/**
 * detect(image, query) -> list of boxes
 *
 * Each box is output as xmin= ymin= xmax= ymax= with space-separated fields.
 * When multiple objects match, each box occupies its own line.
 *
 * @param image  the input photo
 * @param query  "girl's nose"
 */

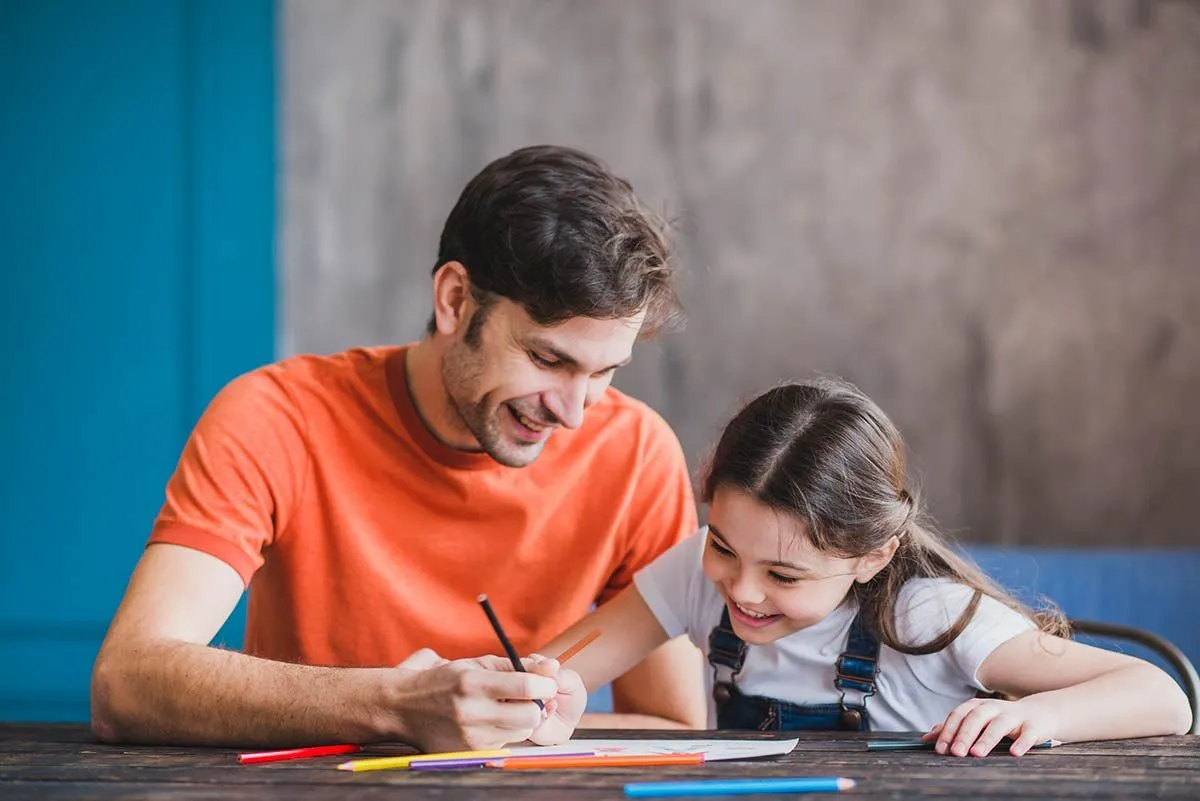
xmin=728 ymin=572 xmax=766 ymax=605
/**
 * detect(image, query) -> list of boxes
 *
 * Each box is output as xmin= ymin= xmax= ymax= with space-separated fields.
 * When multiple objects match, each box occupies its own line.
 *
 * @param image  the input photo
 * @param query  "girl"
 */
xmin=545 ymin=378 xmax=1192 ymax=756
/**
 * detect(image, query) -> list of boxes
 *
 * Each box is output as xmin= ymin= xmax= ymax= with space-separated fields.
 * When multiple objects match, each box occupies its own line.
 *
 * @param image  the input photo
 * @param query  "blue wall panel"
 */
xmin=0 ymin=0 xmax=274 ymax=722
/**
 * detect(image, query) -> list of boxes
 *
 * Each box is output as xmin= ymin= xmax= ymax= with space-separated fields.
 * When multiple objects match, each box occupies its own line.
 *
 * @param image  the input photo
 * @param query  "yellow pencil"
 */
xmin=336 ymin=749 xmax=511 ymax=772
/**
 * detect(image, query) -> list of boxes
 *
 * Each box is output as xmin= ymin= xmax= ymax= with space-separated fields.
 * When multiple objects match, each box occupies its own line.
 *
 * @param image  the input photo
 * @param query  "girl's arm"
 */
xmin=538 ymin=585 xmax=682 ymax=726
xmin=930 ymin=630 xmax=1192 ymax=757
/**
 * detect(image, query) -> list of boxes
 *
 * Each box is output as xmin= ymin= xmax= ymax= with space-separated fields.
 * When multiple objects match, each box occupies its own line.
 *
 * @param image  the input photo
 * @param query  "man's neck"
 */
xmin=403 ymin=339 xmax=479 ymax=451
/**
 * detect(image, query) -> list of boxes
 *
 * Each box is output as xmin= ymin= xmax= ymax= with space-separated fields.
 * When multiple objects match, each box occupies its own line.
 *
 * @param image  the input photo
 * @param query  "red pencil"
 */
xmin=238 ymin=744 xmax=361 ymax=764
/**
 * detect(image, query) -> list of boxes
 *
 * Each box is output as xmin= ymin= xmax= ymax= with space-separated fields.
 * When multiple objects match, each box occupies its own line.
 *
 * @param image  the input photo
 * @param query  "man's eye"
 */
xmin=529 ymin=352 xmax=559 ymax=368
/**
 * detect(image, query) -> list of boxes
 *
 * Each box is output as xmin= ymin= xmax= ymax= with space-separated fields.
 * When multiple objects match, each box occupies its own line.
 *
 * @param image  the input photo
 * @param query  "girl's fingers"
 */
xmin=970 ymin=715 xmax=1019 ymax=758
xmin=1008 ymin=726 xmax=1044 ymax=757
xmin=936 ymin=700 xmax=981 ymax=754
xmin=949 ymin=705 xmax=1000 ymax=757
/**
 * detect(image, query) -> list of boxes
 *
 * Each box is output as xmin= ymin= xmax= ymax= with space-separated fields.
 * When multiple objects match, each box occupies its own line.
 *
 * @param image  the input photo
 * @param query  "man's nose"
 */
xmin=542 ymin=377 xmax=588 ymax=430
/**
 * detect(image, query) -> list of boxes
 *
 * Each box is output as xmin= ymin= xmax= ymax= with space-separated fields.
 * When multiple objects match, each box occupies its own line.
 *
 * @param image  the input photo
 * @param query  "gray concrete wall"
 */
xmin=282 ymin=0 xmax=1200 ymax=547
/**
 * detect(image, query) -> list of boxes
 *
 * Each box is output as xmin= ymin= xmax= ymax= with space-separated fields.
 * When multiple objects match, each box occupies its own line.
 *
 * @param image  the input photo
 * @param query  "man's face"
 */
xmin=441 ymin=297 xmax=645 ymax=467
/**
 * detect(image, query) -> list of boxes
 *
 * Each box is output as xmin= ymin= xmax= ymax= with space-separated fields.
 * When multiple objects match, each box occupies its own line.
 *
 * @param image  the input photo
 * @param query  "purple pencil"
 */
xmin=409 ymin=751 xmax=596 ymax=770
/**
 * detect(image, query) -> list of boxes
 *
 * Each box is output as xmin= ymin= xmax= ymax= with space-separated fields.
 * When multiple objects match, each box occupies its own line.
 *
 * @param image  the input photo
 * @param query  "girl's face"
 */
xmin=702 ymin=487 xmax=896 ymax=644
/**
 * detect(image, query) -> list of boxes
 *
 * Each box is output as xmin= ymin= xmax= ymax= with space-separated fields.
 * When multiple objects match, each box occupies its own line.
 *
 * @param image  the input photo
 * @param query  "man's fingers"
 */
xmin=460 ymin=654 xmax=519 ymax=672
xmin=464 ymin=697 xmax=545 ymax=732
xmin=457 ymin=667 xmax=558 ymax=702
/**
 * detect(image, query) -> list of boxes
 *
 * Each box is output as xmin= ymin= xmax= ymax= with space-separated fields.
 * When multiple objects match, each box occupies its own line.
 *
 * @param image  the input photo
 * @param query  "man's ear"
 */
xmin=854 ymin=535 xmax=900 ymax=584
xmin=430 ymin=261 xmax=472 ymax=337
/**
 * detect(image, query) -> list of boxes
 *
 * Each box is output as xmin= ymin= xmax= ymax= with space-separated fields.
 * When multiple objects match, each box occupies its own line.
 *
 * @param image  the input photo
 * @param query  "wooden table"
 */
xmin=2 ymin=724 xmax=1197 ymax=799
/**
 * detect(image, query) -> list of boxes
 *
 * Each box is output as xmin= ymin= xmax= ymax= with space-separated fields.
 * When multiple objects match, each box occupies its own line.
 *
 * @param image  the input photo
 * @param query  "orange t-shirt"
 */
xmin=149 ymin=345 xmax=697 ymax=666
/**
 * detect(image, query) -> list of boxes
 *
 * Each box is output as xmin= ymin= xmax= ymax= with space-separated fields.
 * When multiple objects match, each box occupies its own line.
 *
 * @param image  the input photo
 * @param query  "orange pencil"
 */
xmin=495 ymin=753 xmax=704 ymax=770
xmin=557 ymin=629 xmax=602 ymax=664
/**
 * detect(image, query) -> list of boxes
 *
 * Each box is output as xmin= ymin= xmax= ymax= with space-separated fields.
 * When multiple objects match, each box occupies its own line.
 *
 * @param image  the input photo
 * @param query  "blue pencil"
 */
xmin=623 ymin=777 xmax=856 ymax=798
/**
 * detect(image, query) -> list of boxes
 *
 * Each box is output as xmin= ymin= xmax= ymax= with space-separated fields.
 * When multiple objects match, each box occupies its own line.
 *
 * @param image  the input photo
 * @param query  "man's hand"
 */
xmin=395 ymin=648 xmax=451 ymax=670
xmin=388 ymin=654 xmax=563 ymax=752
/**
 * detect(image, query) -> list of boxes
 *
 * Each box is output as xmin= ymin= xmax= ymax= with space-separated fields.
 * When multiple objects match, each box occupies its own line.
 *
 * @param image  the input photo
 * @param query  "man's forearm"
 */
xmin=91 ymin=638 xmax=396 ymax=748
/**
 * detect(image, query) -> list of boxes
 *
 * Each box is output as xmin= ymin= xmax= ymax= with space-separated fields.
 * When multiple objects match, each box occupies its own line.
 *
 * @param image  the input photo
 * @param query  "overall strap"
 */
xmin=832 ymin=605 xmax=881 ymax=728
xmin=707 ymin=607 xmax=747 ymax=704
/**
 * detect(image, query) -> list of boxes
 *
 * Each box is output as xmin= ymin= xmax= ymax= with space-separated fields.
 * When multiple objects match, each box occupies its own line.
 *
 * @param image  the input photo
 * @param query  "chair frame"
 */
xmin=1071 ymin=619 xmax=1199 ymax=735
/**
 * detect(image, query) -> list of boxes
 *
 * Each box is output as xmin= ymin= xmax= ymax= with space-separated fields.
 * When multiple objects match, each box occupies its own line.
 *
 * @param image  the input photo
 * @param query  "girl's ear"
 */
xmin=854 ymin=535 xmax=900 ymax=584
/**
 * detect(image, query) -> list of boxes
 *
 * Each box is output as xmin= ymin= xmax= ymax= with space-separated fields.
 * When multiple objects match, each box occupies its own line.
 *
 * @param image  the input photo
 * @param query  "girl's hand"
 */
xmin=524 ymin=655 xmax=587 ymax=746
xmin=922 ymin=698 xmax=1057 ymax=757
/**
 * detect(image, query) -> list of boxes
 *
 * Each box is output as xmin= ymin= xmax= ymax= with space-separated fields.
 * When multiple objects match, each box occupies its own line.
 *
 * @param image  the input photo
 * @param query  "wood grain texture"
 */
xmin=282 ymin=0 xmax=1200 ymax=547
xmin=3 ymin=725 xmax=1199 ymax=799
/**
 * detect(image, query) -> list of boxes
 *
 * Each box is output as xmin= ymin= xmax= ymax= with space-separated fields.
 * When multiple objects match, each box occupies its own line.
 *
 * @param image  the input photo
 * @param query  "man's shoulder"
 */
xmin=236 ymin=346 xmax=399 ymax=402
xmin=202 ymin=347 xmax=400 ymax=435
xmin=260 ymin=346 xmax=397 ymax=383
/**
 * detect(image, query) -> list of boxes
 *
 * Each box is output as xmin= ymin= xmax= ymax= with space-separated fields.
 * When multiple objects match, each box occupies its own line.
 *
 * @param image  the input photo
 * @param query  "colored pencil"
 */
xmin=477 ymin=593 xmax=544 ymax=710
xmin=238 ymin=744 xmax=360 ymax=764
xmin=409 ymin=751 xmax=595 ymax=770
xmin=623 ymin=777 xmax=856 ymax=798
xmin=557 ymin=629 xmax=602 ymax=664
xmin=336 ymin=749 xmax=510 ymax=772
xmin=866 ymin=737 xmax=1060 ymax=751
xmin=494 ymin=753 xmax=705 ymax=770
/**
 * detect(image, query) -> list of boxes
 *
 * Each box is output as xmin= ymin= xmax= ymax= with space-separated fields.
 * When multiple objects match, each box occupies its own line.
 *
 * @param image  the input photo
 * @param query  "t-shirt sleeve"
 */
xmin=147 ymin=368 xmax=309 ymax=585
xmin=597 ymin=409 xmax=698 ymax=604
xmin=633 ymin=528 xmax=708 ymax=640
xmin=898 ymin=579 xmax=1036 ymax=693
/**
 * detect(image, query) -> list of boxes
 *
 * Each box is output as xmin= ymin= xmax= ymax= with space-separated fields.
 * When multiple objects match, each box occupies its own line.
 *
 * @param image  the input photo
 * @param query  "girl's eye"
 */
xmin=529 ymin=351 xmax=559 ymax=369
xmin=708 ymin=539 xmax=735 ymax=558
xmin=769 ymin=572 xmax=802 ymax=585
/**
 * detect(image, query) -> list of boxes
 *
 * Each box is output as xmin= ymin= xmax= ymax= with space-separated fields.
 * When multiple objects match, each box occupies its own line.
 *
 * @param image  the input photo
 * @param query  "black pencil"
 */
xmin=477 ymin=594 xmax=545 ymax=710
xmin=867 ymin=737 xmax=1060 ymax=751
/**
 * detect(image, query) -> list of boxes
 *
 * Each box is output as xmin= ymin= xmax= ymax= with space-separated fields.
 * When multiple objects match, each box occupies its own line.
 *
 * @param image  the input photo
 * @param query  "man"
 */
xmin=91 ymin=145 xmax=705 ymax=751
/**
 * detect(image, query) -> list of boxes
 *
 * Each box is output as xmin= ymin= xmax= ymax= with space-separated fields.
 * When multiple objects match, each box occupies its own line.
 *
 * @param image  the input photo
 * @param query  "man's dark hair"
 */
xmin=428 ymin=145 xmax=680 ymax=342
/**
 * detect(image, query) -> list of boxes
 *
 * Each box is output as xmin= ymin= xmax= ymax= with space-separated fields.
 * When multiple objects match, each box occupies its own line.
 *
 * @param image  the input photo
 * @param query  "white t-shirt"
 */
xmin=633 ymin=528 xmax=1035 ymax=732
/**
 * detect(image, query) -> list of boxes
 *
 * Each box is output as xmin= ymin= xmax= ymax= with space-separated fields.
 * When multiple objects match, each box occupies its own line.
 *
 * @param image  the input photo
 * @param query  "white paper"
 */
xmin=524 ymin=738 xmax=799 ymax=762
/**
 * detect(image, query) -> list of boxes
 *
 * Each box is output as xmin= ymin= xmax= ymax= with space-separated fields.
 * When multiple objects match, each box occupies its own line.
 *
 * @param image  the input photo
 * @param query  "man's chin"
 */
xmin=485 ymin=438 xmax=548 ymax=468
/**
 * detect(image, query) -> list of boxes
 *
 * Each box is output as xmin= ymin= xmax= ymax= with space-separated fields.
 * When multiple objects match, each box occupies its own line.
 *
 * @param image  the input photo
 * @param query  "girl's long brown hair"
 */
xmin=702 ymin=378 xmax=1067 ymax=654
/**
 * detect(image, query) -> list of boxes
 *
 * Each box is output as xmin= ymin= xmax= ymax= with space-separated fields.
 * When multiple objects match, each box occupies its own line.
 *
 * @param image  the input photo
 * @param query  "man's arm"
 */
xmin=91 ymin=544 xmax=559 ymax=750
xmin=581 ymin=636 xmax=706 ymax=729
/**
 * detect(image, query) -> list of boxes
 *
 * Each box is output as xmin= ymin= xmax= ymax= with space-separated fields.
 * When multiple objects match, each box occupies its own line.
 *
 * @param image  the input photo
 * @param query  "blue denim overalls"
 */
xmin=707 ymin=606 xmax=881 ymax=731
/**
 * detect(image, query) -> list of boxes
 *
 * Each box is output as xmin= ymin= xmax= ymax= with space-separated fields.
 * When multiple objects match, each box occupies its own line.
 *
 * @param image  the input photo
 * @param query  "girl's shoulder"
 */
xmin=895 ymin=576 xmax=977 ymax=611
xmin=892 ymin=577 xmax=1030 ymax=647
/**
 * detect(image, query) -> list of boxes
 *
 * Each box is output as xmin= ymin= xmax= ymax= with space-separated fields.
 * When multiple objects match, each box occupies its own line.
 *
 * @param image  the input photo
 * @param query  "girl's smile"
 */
xmin=727 ymin=599 xmax=785 ymax=629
